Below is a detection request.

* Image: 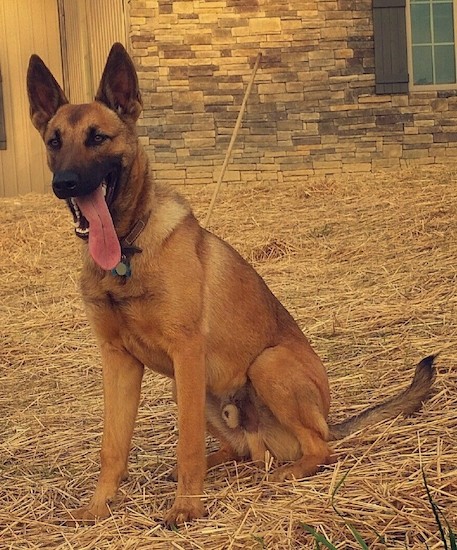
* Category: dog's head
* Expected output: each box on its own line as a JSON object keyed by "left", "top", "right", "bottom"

{"left": 26, "top": 43, "right": 143, "bottom": 270}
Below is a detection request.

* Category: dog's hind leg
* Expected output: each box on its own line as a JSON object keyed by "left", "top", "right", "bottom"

{"left": 248, "top": 344, "right": 333, "bottom": 481}
{"left": 204, "top": 392, "right": 249, "bottom": 470}
{"left": 67, "top": 342, "right": 144, "bottom": 523}
{"left": 206, "top": 422, "right": 245, "bottom": 470}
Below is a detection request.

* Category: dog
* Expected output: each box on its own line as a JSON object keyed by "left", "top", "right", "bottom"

{"left": 26, "top": 43, "right": 436, "bottom": 525}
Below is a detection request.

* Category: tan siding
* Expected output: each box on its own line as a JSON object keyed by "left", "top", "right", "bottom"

{"left": 61, "top": 0, "right": 92, "bottom": 103}
{"left": 86, "top": 0, "right": 128, "bottom": 87}
{"left": 0, "top": 0, "right": 62, "bottom": 196}
{"left": 61, "top": 0, "right": 127, "bottom": 103}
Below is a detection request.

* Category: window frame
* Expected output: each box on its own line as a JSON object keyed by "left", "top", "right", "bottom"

{"left": 0, "top": 66, "right": 6, "bottom": 150}
{"left": 405, "top": 0, "right": 457, "bottom": 91}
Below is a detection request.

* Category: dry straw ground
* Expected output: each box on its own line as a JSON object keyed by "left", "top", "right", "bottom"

{"left": 1, "top": 166, "right": 457, "bottom": 549}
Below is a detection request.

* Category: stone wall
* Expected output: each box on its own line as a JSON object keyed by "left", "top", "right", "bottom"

{"left": 129, "top": 0, "right": 457, "bottom": 185}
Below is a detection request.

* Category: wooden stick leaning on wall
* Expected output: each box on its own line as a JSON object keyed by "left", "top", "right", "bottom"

{"left": 204, "top": 53, "right": 262, "bottom": 229}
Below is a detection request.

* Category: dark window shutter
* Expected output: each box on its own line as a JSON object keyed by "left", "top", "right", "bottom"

{"left": 373, "top": 0, "right": 409, "bottom": 94}
{"left": 0, "top": 67, "right": 6, "bottom": 150}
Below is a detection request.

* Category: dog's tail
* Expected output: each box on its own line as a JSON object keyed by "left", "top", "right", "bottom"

{"left": 328, "top": 354, "right": 437, "bottom": 441}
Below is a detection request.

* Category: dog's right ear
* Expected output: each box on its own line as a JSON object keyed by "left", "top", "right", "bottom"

{"left": 27, "top": 55, "right": 68, "bottom": 137}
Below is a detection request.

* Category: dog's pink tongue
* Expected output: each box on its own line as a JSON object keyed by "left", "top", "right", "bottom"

{"left": 75, "top": 187, "right": 121, "bottom": 270}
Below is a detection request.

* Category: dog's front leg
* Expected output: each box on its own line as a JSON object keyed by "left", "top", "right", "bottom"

{"left": 69, "top": 342, "right": 144, "bottom": 523}
{"left": 165, "top": 337, "right": 207, "bottom": 526}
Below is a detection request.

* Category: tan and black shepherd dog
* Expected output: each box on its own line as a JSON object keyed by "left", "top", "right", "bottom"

{"left": 27, "top": 43, "right": 436, "bottom": 525}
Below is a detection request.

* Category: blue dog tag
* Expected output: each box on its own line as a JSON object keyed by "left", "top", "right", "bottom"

{"left": 111, "top": 255, "right": 131, "bottom": 278}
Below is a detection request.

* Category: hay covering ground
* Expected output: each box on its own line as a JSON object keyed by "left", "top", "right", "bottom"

{"left": 1, "top": 166, "right": 457, "bottom": 549}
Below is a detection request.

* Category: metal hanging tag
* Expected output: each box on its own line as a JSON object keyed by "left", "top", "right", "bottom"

{"left": 111, "top": 255, "right": 131, "bottom": 278}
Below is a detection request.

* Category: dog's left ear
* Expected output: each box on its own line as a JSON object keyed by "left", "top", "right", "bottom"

{"left": 95, "top": 43, "right": 143, "bottom": 121}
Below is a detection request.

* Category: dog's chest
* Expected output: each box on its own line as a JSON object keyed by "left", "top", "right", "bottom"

{"left": 92, "top": 286, "right": 175, "bottom": 376}
{"left": 84, "top": 270, "right": 167, "bottom": 335}
{"left": 103, "top": 285, "right": 164, "bottom": 334}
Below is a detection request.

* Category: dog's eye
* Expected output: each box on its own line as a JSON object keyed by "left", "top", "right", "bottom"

{"left": 86, "top": 131, "right": 109, "bottom": 147}
{"left": 47, "top": 136, "right": 61, "bottom": 150}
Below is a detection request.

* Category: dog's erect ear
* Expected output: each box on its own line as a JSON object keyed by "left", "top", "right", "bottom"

{"left": 95, "top": 43, "right": 142, "bottom": 121}
{"left": 27, "top": 55, "right": 68, "bottom": 136}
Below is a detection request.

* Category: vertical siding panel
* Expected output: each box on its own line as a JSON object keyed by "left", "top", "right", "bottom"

{"left": 62, "top": 0, "right": 92, "bottom": 103}
{"left": 86, "top": 0, "right": 127, "bottom": 87}
{"left": 15, "top": 0, "right": 34, "bottom": 194}
{"left": 61, "top": 0, "right": 126, "bottom": 103}
{"left": 29, "top": 1, "right": 48, "bottom": 193}
{"left": 31, "top": 0, "right": 63, "bottom": 192}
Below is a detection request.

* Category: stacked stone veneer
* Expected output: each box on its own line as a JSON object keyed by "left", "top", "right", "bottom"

{"left": 129, "top": 0, "right": 457, "bottom": 185}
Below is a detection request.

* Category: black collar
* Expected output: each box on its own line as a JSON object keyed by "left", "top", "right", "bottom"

{"left": 110, "top": 212, "right": 150, "bottom": 278}
{"left": 119, "top": 215, "right": 149, "bottom": 260}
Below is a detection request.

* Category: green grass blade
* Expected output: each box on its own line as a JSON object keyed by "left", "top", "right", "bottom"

{"left": 331, "top": 470, "right": 350, "bottom": 502}
{"left": 330, "top": 472, "right": 370, "bottom": 548}
{"left": 347, "top": 524, "right": 370, "bottom": 550}
{"left": 300, "top": 523, "right": 339, "bottom": 550}
{"left": 442, "top": 515, "right": 457, "bottom": 550}
{"left": 251, "top": 534, "right": 265, "bottom": 548}
{"left": 422, "top": 468, "right": 449, "bottom": 550}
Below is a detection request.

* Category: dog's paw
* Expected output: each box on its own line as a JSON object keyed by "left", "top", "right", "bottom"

{"left": 269, "top": 456, "right": 335, "bottom": 482}
{"left": 164, "top": 497, "right": 206, "bottom": 527}
{"left": 269, "top": 466, "right": 294, "bottom": 482}
{"left": 63, "top": 503, "right": 110, "bottom": 526}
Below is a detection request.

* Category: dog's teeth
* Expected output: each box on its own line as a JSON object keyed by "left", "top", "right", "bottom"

{"left": 102, "top": 185, "right": 107, "bottom": 197}
{"left": 71, "top": 198, "right": 81, "bottom": 217}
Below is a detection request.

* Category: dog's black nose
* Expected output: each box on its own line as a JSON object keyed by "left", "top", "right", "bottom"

{"left": 52, "top": 171, "right": 80, "bottom": 199}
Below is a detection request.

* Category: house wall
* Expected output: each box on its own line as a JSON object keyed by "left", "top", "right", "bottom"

{"left": 60, "top": 0, "right": 129, "bottom": 104}
{"left": 0, "top": 0, "right": 62, "bottom": 196}
{"left": 129, "top": 0, "right": 457, "bottom": 186}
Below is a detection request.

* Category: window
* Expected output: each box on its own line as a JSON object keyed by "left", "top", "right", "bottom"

{"left": 373, "top": 0, "right": 457, "bottom": 93}
{"left": 408, "top": 0, "right": 457, "bottom": 88}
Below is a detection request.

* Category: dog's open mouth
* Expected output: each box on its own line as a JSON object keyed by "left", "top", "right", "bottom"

{"left": 65, "top": 170, "right": 121, "bottom": 271}
{"left": 67, "top": 172, "right": 117, "bottom": 239}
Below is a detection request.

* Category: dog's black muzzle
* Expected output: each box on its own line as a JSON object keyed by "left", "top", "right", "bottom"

{"left": 52, "top": 170, "right": 98, "bottom": 199}
{"left": 51, "top": 157, "right": 122, "bottom": 200}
